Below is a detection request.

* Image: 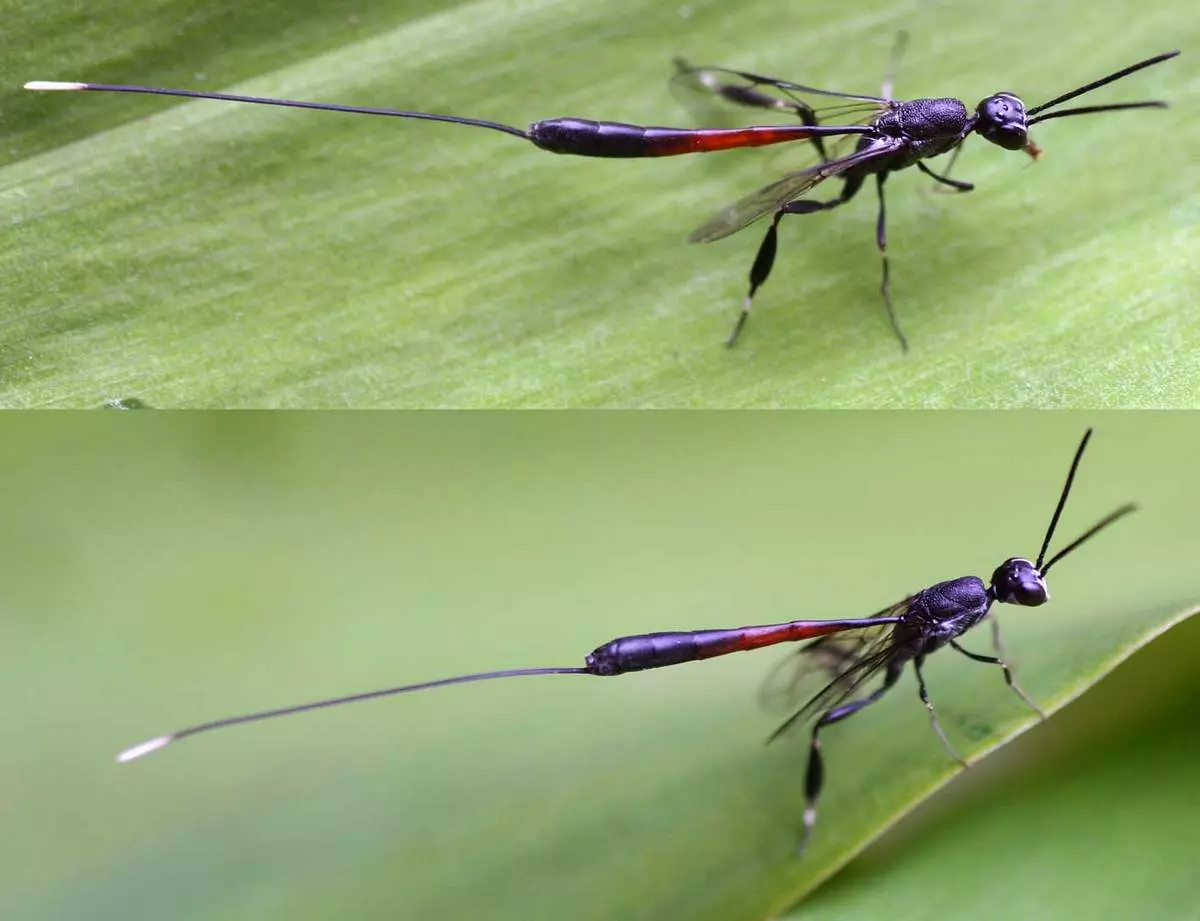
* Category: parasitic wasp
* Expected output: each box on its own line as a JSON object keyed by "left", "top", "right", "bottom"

{"left": 117, "top": 429, "right": 1135, "bottom": 852}
{"left": 26, "top": 48, "right": 1178, "bottom": 349}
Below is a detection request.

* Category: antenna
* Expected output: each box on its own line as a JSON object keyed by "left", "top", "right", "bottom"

{"left": 1027, "top": 101, "right": 1166, "bottom": 126}
{"left": 1035, "top": 428, "right": 1093, "bottom": 568}
{"left": 1026, "top": 50, "right": 1178, "bottom": 123}
{"left": 1040, "top": 503, "right": 1138, "bottom": 574}
{"left": 1034, "top": 428, "right": 1138, "bottom": 574}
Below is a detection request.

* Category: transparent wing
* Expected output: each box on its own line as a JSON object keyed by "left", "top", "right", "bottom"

{"left": 688, "top": 135, "right": 905, "bottom": 243}
{"left": 671, "top": 59, "right": 886, "bottom": 126}
{"left": 760, "top": 596, "right": 915, "bottom": 743}
{"left": 758, "top": 623, "right": 894, "bottom": 714}
{"left": 669, "top": 60, "right": 892, "bottom": 191}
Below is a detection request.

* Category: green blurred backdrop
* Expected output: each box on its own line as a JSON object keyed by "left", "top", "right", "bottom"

{"left": 1, "top": 412, "right": 1196, "bottom": 920}
{"left": 1, "top": 0, "right": 1196, "bottom": 406}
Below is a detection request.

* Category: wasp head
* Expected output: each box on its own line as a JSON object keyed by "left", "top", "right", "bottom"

{"left": 974, "top": 92, "right": 1029, "bottom": 151}
{"left": 990, "top": 557, "right": 1049, "bottom": 607}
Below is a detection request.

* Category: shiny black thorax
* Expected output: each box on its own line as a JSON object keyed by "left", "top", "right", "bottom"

{"left": 893, "top": 575, "right": 993, "bottom": 657}
{"left": 854, "top": 97, "right": 973, "bottom": 174}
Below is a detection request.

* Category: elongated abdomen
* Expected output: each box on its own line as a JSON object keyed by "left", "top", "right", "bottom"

{"left": 528, "top": 117, "right": 859, "bottom": 158}
{"left": 585, "top": 617, "right": 898, "bottom": 675}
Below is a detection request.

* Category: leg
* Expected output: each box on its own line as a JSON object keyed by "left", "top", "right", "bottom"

{"left": 989, "top": 612, "right": 1006, "bottom": 660}
{"left": 727, "top": 174, "right": 864, "bottom": 346}
{"left": 874, "top": 173, "right": 908, "bottom": 352}
{"left": 799, "top": 659, "right": 903, "bottom": 854}
{"left": 913, "top": 654, "right": 967, "bottom": 766}
{"left": 918, "top": 148, "right": 974, "bottom": 192}
{"left": 949, "top": 638, "right": 1046, "bottom": 719}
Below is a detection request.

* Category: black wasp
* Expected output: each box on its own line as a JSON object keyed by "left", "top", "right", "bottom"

{"left": 676, "top": 46, "right": 1180, "bottom": 350}
{"left": 117, "top": 429, "right": 1134, "bottom": 853}
{"left": 27, "top": 47, "right": 1177, "bottom": 348}
{"left": 672, "top": 46, "right": 1177, "bottom": 347}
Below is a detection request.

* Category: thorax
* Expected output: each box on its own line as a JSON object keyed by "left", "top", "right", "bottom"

{"left": 869, "top": 97, "right": 972, "bottom": 167}
{"left": 900, "top": 576, "right": 993, "bottom": 651}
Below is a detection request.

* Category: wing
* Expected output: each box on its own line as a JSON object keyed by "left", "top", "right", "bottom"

{"left": 670, "top": 60, "right": 891, "bottom": 190}
{"left": 687, "top": 135, "right": 905, "bottom": 243}
{"left": 758, "top": 624, "right": 893, "bottom": 714}
{"left": 671, "top": 60, "right": 886, "bottom": 125}
{"left": 671, "top": 60, "right": 888, "bottom": 114}
{"left": 759, "top": 596, "right": 915, "bottom": 743}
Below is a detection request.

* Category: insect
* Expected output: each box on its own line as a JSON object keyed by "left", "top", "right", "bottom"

{"left": 117, "top": 429, "right": 1135, "bottom": 853}
{"left": 26, "top": 48, "right": 1176, "bottom": 348}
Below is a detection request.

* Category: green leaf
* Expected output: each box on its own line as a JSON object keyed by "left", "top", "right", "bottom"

{"left": 2, "top": 413, "right": 1197, "bottom": 919}
{"left": 2, "top": 1, "right": 1196, "bottom": 406}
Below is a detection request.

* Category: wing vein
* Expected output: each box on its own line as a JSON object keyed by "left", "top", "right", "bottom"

{"left": 688, "top": 136, "right": 903, "bottom": 242}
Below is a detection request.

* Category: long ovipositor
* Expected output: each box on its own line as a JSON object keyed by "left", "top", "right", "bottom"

{"left": 24, "top": 80, "right": 868, "bottom": 158}
{"left": 114, "top": 614, "right": 902, "bottom": 762}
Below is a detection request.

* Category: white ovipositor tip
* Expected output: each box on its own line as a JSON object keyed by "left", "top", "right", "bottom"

{"left": 24, "top": 81, "right": 88, "bottom": 92}
{"left": 117, "top": 735, "right": 172, "bottom": 763}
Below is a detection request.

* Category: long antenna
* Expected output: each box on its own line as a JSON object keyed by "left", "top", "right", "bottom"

{"left": 1035, "top": 428, "right": 1093, "bottom": 568}
{"left": 1025, "top": 50, "right": 1178, "bottom": 118}
{"left": 116, "top": 666, "right": 589, "bottom": 763}
{"left": 1040, "top": 502, "right": 1138, "bottom": 574}
{"left": 1034, "top": 428, "right": 1138, "bottom": 574}
{"left": 1028, "top": 101, "right": 1166, "bottom": 125}
{"left": 23, "top": 81, "right": 532, "bottom": 140}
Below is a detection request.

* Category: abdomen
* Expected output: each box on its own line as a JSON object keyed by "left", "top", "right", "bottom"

{"left": 528, "top": 118, "right": 839, "bottom": 158}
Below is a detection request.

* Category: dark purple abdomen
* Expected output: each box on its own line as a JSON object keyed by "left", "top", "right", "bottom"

{"left": 528, "top": 118, "right": 838, "bottom": 158}
{"left": 529, "top": 118, "right": 653, "bottom": 157}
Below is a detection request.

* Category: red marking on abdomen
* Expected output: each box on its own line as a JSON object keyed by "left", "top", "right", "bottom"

{"left": 694, "top": 619, "right": 889, "bottom": 660}
{"left": 642, "top": 125, "right": 819, "bottom": 156}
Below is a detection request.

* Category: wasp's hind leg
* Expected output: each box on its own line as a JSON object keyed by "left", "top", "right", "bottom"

{"left": 727, "top": 174, "right": 865, "bottom": 347}
{"left": 798, "top": 658, "right": 902, "bottom": 854}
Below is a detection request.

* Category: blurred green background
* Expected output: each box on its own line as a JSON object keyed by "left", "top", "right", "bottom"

{"left": 1, "top": 412, "right": 1196, "bottom": 920}
{"left": 1, "top": 0, "right": 1196, "bottom": 406}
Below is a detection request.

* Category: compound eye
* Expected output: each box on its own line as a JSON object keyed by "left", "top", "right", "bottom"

{"left": 1014, "top": 577, "right": 1048, "bottom": 606}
